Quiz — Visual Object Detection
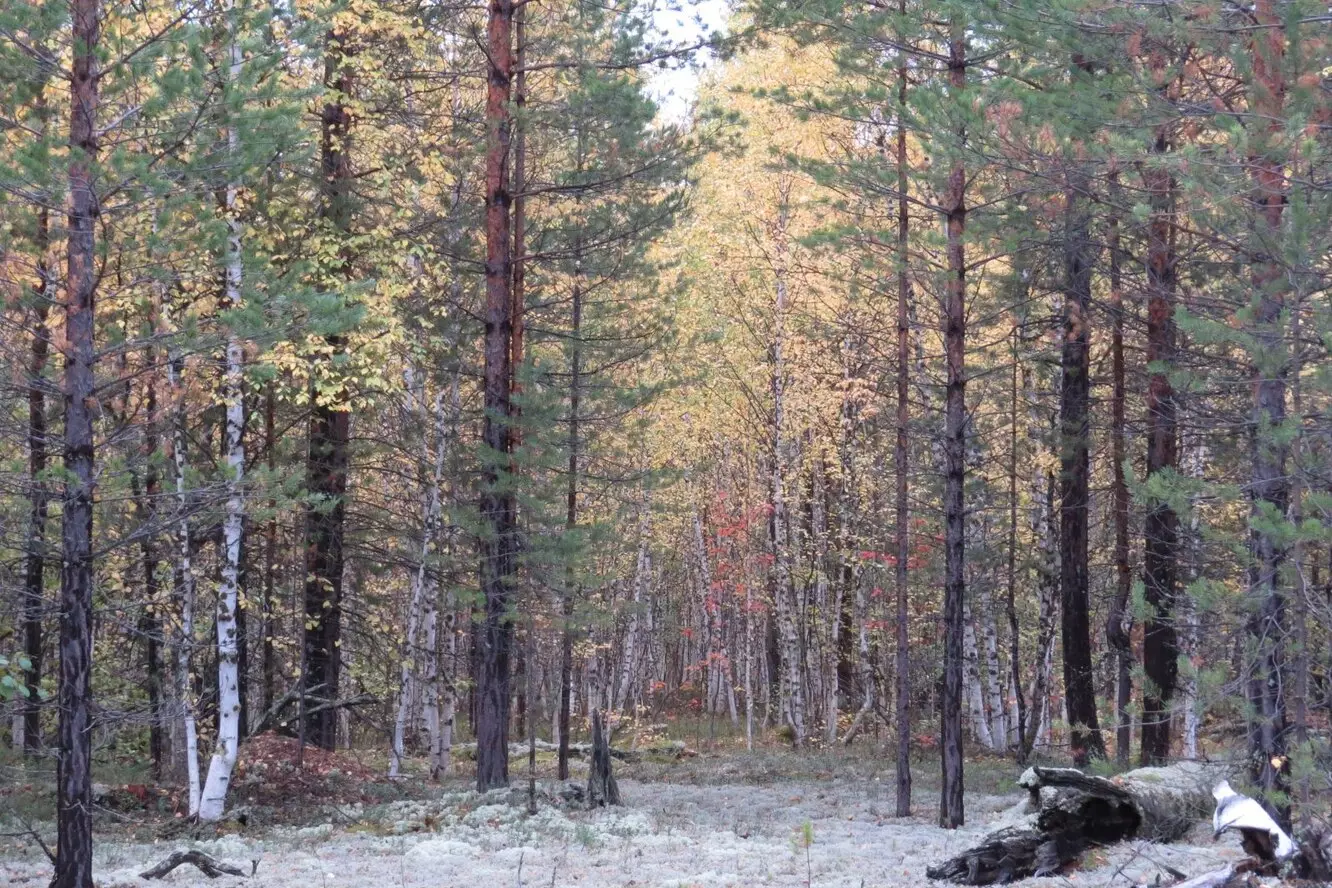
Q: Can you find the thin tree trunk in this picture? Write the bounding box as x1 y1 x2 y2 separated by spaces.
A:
1245 0 1290 820
939 28 967 830
963 601 993 749
199 7 247 819
53 0 100 877
138 376 164 778
477 0 517 791
262 384 276 715
1059 161 1105 765
1006 324 1025 757
22 203 51 756
894 11 912 812
559 246 585 777
979 580 1007 749
1140 86 1180 767
1106 169 1134 767
1181 435 1206 759
770 185 806 748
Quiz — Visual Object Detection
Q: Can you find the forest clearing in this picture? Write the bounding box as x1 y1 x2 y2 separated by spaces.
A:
0 740 1264 888
3 0 1332 885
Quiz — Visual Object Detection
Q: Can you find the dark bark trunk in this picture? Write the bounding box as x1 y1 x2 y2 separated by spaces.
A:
23 204 51 756
53 0 99 881
1106 170 1134 767
1245 0 1290 824
894 11 913 817
303 28 356 752
139 378 164 778
476 0 516 791
1007 324 1025 762
560 246 585 782
1140 113 1179 767
262 384 276 712
939 29 967 831
1058 164 1105 765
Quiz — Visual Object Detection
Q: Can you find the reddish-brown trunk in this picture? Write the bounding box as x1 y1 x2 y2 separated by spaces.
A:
476 0 516 791
53 0 100 881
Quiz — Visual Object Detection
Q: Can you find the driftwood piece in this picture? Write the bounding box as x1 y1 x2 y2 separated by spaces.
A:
140 849 248 879
586 709 621 808
927 762 1224 885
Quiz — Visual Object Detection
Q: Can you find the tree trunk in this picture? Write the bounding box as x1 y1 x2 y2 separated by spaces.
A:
1245 0 1290 820
53 0 99 879
769 186 806 748
1140 82 1180 767
586 709 621 808
476 0 517 792
939 29 967 830
1105 169 1134 767
200 10 247 819
23 204 51 757
1006 324 1025 757
304 27 355 753
1059 162 1105 765
894 14 912 812
963 601 994 749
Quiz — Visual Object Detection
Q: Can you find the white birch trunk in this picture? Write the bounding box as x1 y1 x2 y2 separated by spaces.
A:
199 26 246 817
618 497 650 713
978 575 1007 747
1181 435 1206 759
166 300 201 817
963 600 994 749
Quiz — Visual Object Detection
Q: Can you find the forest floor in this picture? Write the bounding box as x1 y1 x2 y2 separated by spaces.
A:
0 737 1253 888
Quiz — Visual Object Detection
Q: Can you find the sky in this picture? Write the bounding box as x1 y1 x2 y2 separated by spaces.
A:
645 0 732 124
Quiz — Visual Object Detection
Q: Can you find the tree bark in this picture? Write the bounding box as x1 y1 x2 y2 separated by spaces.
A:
894 15 912 811
939 28 967 830
53 0 99 879
200 7 247 819
769 185 806 748
1105 169 1134 767
1140 66 1180 767
1244 0 1291 821
1059 162 1105 765
475 0 517 792
23 202 51 757
304 26 356 752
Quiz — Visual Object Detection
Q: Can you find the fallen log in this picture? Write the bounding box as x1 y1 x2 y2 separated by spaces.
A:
140 849 248 879
449 738 695 764
926 762 1226 885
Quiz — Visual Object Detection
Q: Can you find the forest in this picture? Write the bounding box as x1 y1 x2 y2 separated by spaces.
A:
2 0 1332 886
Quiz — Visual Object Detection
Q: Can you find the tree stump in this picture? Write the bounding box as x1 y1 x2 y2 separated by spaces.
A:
586 709 621 808
926 762 1225 884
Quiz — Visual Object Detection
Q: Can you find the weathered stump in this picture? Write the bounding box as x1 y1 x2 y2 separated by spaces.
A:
926 762 1224 884
586 709 621 808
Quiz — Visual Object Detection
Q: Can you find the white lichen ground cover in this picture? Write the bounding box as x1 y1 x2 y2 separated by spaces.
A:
0 778 1247 887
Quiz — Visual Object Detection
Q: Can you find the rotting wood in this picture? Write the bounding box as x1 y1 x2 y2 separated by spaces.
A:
586 709 621 808
926 763 1223 884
